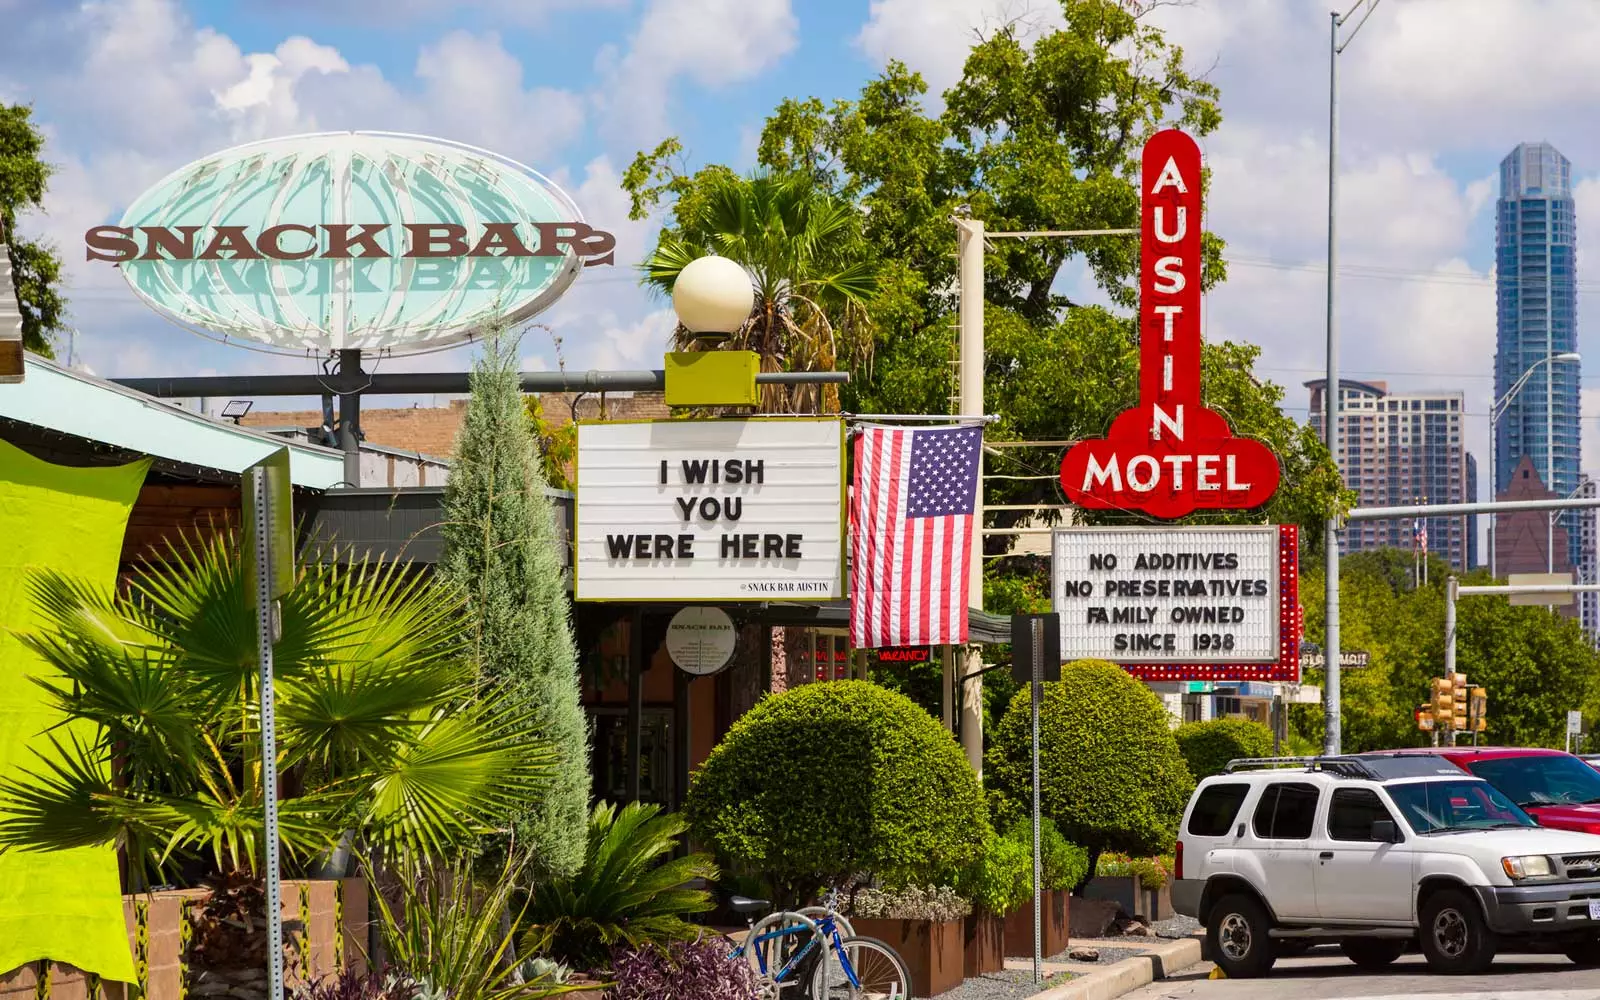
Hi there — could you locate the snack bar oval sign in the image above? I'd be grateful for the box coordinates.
[86,132,615,356]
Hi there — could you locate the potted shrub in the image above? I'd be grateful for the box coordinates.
[847,885,968,998]
[999,818,1086,956]
[1174,718,1273,781]
[1084,854,1173,923]
[957,831,1030,976]
[985,660,1193,937]
[685,681,989,904]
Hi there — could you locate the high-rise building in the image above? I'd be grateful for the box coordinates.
[1307,379,1471,570]
[1467,453,1479,569]
[1578,475,1599,645]
[1494,142,1580,573]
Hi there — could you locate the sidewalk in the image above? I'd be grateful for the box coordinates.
[1015,935,1204,1000]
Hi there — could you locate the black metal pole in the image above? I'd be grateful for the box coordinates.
[674,667,691,813]
[111,369,848,398]
[337,349,362,487]
[627,610,644,805]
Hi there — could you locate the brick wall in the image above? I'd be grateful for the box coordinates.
[241,392,670,460]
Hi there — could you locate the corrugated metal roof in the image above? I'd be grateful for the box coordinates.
[0,354,346,488]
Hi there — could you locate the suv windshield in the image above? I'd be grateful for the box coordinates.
[1387,779,1539,834]
[1465,754,1600,809]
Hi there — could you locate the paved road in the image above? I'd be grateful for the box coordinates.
[1119,948,1600,1000]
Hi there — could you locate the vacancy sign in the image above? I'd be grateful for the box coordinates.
[1060,130,1281,517]
[1052,525,1301,682]
[575,418,845,601]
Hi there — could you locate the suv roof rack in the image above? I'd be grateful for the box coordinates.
[1223,756,1382,779]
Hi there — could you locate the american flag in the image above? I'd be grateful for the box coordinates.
[850,424,983,648]
[1414,519,1428,551]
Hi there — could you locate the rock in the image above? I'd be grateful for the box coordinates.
[1067,948,1101,962]
[1113,918,1154,937]
[191,983,231,996]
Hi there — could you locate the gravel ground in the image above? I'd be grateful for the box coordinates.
[1044,943,1150,965]
[929,967,1072,1000]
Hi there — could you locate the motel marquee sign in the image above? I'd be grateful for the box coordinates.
[1059,130,1281,517]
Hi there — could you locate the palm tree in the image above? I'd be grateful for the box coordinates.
[642,171,879,414]
[0,529,553,883]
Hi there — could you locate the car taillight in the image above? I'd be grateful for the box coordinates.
[1175,840,1184,881]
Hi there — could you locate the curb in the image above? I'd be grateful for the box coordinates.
[1023,936,1204,1000]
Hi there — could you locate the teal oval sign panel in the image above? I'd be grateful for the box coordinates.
[88,132,616,356]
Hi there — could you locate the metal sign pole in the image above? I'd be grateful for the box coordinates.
[1031,618,1043,984]
[249,464,285,1000]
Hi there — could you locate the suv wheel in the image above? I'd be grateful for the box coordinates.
[1206,894,1277,979]
[1419,888,1496,975]
[1340,938,1406,969]
[1565,936,1600,966]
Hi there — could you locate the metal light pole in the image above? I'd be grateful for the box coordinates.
[1488,351,1578,579]
[957,218,986,776]
[1324,0,1382,756]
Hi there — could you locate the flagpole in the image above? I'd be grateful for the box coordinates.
[957,217,986,775]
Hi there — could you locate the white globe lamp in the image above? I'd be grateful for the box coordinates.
[672,255,754,344]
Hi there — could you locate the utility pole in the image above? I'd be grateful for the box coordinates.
[957,217,985,775]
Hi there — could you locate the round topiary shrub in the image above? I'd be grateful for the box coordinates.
[685,680,988,900]
[1175,718,1273,780]
[986,660,1193,884]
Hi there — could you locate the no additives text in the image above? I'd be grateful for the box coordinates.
[1061,551,1268,654]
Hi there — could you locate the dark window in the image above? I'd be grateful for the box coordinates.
[1465,754,1600,809]
[1328,788,1395,841]
[1251,782,1319,840]
[1188,783,1250,837]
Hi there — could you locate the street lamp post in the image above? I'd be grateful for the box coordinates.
[1489,351,1579,579]
[1324,0,1383,757]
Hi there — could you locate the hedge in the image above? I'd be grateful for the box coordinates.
[685,680,988,898]
[959,831,1031,915]
[986,660,1193,863]
[1174,718,1273,780]
[1004,817,1089,892]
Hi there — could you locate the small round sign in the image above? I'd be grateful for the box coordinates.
[666,606,737,676]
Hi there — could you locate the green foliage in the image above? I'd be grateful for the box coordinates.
[684,680,988,899]
[523,395,576,492]
[987,661,1192,865]
[1175,719,1274,781]
[0,104,64,355]
[959,830,1031,915]
[521,802,717,973]
[0,530,551,880]
[624,164,879,414]
[1004,817,1090,893]
[1293,550,1600,751]
[371,850,580,1000]
[439,329,590,880]
[1094,853,1173,891]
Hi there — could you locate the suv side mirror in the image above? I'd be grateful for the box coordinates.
[1371,819,1401,843]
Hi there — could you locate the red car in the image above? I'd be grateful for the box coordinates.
[1363,747,1600,834]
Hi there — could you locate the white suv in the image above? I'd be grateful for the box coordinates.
[1171,754,1600,977]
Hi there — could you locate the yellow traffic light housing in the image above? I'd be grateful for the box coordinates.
[1431,677,1455,725]
[1469,686,1488,733]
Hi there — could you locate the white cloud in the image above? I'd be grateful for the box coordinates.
[855,0,1064,101]
[599,0,798,143]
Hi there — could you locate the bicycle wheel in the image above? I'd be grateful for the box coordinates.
[798,905,856,939]
[744,910,822,994]
[811,935,913,1000]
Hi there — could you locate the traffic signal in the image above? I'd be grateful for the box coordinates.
[1469,686,1488,733]
[1415,704,1435,731]
[1452,674,1469,732]
[1431,677,1455,727]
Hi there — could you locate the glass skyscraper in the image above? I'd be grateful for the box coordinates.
[1494,142,1580,569]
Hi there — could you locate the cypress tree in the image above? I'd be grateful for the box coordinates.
[438,328,589,879]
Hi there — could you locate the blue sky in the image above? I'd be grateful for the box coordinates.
[6,0,1600,493]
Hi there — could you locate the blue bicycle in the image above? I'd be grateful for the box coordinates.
[726,890,912,999]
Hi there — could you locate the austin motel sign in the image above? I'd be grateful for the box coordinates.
[1060,130,1281,517]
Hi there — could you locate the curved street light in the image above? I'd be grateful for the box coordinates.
[1490,350,1581,580]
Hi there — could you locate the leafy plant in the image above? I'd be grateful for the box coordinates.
[0,529,553,881]
[1095,854,1173,891]
[958,832,1030,916]
[372,850,579,1000]
[685,680,988,902]
[521,802,717,973]
[289,969,431,1000]
[1174,719,1272,781]
[986,661,1193,888]
[606,940,759,1000]
[1003,818,1090,893]
[186,871,268,970]
[849,885,971,922]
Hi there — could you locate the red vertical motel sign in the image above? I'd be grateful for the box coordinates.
[1060,130,1281,516]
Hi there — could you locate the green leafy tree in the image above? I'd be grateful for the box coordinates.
[0,531,549,881]
[0,104,64,356]
[439,330,590,881]
[987,660,1192,889]
[1293,550,1600,751]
